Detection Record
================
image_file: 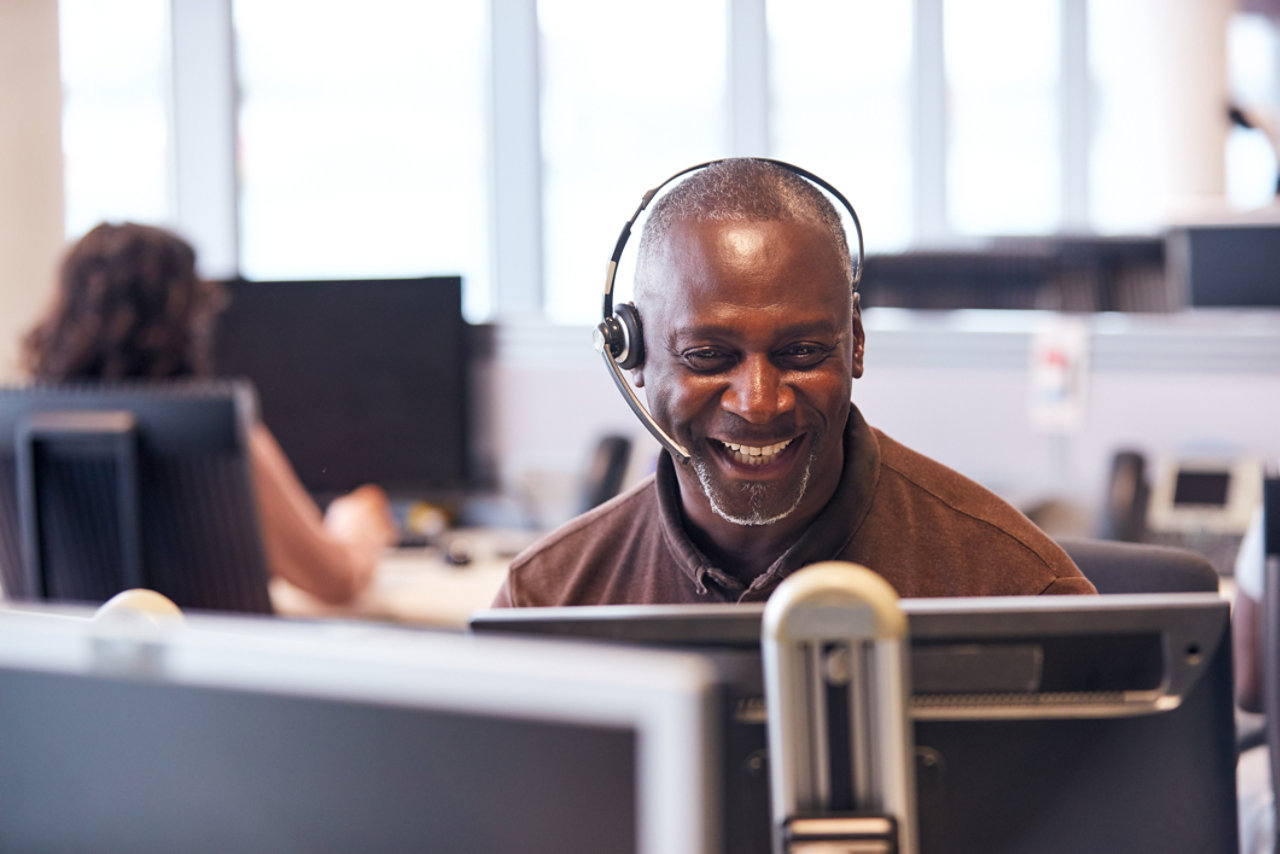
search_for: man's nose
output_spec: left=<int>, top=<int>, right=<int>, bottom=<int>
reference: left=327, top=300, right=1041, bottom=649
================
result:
left=721, top=355, right=795, bottom=423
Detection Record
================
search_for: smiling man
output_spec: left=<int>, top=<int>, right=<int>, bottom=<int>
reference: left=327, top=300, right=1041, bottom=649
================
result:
left=492, top=159, right=1095, bottom=607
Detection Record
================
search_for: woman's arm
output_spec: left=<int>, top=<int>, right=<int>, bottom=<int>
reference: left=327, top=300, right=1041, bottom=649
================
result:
left=248, top=423, right=395, bottom=604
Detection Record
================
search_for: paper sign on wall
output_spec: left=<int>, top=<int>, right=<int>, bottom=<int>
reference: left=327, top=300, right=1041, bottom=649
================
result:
left=1029, top=317, right=1090, bottom=433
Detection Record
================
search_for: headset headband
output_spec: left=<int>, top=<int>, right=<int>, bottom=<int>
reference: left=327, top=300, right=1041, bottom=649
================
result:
left=601, top=158, right=865, bottom=321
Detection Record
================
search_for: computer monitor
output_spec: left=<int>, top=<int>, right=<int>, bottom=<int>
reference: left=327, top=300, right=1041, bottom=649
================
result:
left=1168, top=222, right=1280, bottom=307
left=0, top=382, right=272, bottom=613
left=472, top=594, right=1239, bottom=854
left=212, top=277, right=470, bottom=501
left=1147, top=455, right=1262, bottom=537
left=0, top=606, right=720, bottom=854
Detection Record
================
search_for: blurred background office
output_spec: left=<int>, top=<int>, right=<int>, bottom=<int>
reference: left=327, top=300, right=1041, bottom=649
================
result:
left=2, top=0, right=1279, bottom=542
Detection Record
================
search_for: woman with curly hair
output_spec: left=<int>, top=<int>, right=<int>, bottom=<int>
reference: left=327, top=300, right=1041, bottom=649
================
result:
left=22, top=222, right=395, bottom=605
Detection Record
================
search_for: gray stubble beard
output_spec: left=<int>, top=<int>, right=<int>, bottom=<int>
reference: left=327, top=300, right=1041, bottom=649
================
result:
left=690, top=443, right=818, bottom=527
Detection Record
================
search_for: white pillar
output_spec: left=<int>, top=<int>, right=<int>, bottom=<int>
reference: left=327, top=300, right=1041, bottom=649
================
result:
left=1088, top=0, right=1234, bottom=227
left=1132, top=0, right=1234, bottom=220
left=1160, top=0, right=1233, bottom=216
left=0, top=1, right=64, bottom=380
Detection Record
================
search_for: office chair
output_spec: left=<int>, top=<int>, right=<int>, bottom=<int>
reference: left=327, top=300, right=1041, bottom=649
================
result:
left=1062, top=534, right=1258, bottom=762
left=1055, top=536, right=1220, bottom=594
left=0, top=381, right=273, bottom=614
left=576, top=434, right=633, bottom=514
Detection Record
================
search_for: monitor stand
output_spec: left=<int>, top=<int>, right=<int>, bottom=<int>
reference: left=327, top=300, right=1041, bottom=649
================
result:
left=762, top=562, right=916, bottom=854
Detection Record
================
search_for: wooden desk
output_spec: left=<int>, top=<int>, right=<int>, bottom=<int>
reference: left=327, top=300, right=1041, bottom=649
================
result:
left=270, top=528, right=533, bottom=628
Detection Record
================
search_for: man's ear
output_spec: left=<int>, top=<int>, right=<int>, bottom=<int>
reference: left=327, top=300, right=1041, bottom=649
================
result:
left=851, top=292, right=865, bottom=379
left=632, top=367, right=645, bottom=388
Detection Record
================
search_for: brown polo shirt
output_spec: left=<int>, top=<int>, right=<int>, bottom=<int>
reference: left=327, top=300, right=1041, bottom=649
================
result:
left=492, top=404, right=1095, bottom=607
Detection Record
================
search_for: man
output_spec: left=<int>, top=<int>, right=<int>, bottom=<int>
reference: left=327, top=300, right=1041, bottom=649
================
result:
left=493, top=158, right=1095, bottom=607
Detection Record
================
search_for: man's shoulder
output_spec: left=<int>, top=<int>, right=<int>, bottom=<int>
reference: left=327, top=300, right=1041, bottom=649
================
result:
left=511, top=475, right=658, bottom=567
left=871, top=429, right=1011, bottom=511
left=500, top=475, right=666, bottom=606
left=863, top=428, right=1093, bottom=595
left=871, top=428, right=1045, bottom=532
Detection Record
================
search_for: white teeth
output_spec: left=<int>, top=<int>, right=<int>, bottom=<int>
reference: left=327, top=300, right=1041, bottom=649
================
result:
left=720, top=438, right=793, bottom=465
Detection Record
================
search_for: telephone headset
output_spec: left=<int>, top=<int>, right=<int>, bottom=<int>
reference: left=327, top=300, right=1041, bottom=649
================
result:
left=592, top=158, right=865, bottom=466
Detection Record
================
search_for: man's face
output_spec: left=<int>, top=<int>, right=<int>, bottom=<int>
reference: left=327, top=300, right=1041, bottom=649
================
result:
left=635, top=216, right=864, bottom=532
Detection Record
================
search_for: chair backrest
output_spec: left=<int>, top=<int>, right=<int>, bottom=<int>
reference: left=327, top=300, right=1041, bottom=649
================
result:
left=0, top=381, right=272, bottom=614
left=1056, top=536, right=1220, bottom=594
left=577, top=434, right=633, bottom=514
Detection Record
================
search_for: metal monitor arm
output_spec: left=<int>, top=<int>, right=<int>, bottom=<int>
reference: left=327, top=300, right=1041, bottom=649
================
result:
left=762, top=562, right=916, bottom=854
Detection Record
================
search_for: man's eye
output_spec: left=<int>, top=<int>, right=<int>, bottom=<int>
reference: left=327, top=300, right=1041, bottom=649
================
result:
left=779, top=344, right=832, bottom=368
left=682, top=348, right=733, bottom=370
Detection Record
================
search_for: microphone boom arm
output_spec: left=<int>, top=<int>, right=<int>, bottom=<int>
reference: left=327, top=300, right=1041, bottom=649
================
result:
left=595, top=338, right=692, bottom=465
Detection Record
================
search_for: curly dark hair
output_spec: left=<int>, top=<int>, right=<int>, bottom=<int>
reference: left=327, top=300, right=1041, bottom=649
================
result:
left=22, top=222, right=225, bottom=381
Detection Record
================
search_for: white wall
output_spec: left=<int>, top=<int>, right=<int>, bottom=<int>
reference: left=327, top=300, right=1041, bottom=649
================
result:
left=486, top=312, right=1280, bottom=532
left=0, top=2, right=64, bottom=380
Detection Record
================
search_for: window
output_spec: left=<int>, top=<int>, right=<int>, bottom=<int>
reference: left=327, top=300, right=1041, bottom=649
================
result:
left=233, top=0, right=491, bottom=318
left=538, top=0, right=727, bottom=324
left=944, top=0, right=1061, bottom=235
left=1087, top=1, right=1172, bottom=233
left=1226, top=13, right=1280, bottom=210
left=57, top=0, right=1277, bottom=321
left=768, top=0, right=914, bottom=253
left=59, top=0, right=170, bottom=238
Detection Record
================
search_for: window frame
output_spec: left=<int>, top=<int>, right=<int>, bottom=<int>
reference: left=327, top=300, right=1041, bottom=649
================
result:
left=143, top=0, right=1226, bottom=322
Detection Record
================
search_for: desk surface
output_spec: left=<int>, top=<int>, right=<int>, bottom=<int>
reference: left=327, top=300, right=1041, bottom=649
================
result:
left=270, top=528, right=534, bottom=628
left=271, top=532, right=1237, bottom=630
left=0, top=521, right=1236, bottom=630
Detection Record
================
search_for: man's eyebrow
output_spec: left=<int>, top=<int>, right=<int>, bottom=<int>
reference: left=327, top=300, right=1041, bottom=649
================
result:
left=671, top=319, right=844, bottom=340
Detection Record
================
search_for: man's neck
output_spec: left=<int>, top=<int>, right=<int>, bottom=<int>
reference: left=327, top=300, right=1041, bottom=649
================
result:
left=682, top=514, right=809, bottom=586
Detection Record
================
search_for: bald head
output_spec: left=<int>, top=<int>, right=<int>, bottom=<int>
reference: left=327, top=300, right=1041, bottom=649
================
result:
left=634, top=158, right=855, bottom=305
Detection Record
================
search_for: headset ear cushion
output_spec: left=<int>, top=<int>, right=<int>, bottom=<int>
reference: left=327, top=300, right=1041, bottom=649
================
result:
left=613, top=302, right=645, bottom=370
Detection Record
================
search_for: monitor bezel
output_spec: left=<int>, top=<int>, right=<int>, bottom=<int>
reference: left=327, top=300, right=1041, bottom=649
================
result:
left=471, top=593, right=1239, bottom=854
left=0, top=606, right=721, bottom=854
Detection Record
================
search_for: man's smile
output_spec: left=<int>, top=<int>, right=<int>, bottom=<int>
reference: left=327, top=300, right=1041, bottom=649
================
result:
left=708, top=434, right=805, bottom=474
left=717, top=437, right=794, bottom=465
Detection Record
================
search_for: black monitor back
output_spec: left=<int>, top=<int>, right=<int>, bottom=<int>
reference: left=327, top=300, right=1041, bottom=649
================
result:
left=472, top=595, right=1239, bottom=854
left=1169, top=222, right=1280, bottom=307
left=0, top=382, right=271, bottom=613
left=212, top=277, right=469, bottom=501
